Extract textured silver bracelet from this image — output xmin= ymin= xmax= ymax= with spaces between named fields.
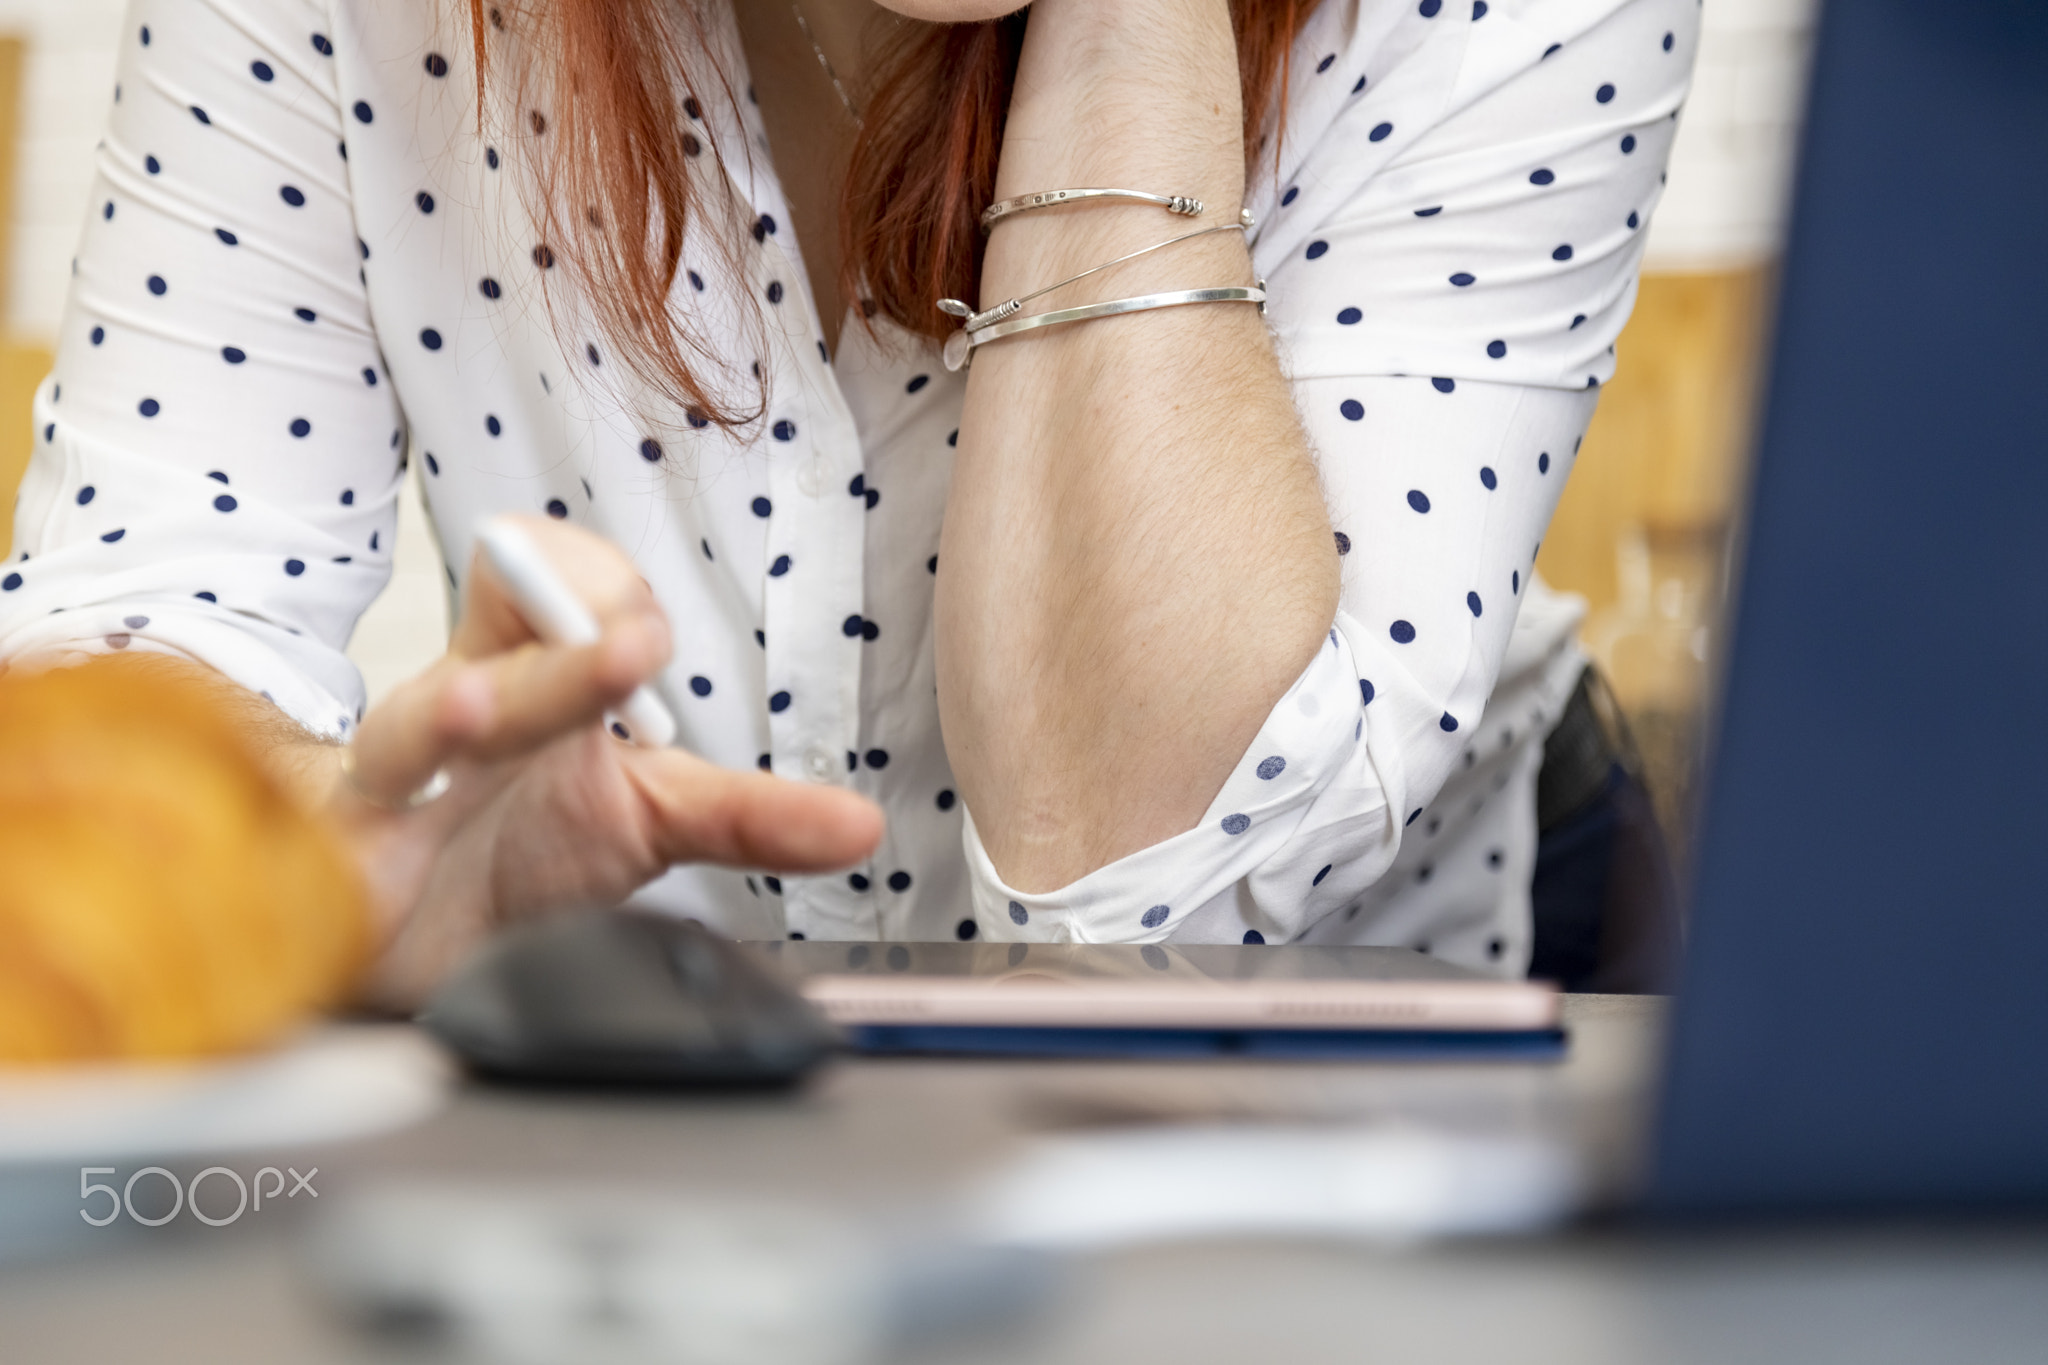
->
xmin=980 ymin=187 xmax=1205 ymax=232
xmin=938 ymin=213 xmax=1255 ymax=333
xmin=942 ymin=282 xmax=1267 ymax=372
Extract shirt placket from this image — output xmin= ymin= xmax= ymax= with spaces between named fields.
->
xmin=756 ymin=237 xmax=869 ymax=939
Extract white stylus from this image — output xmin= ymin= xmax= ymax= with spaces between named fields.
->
xmin=474 ymin=516 xmax=678 ymax=749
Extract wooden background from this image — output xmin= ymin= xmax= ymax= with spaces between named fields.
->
xmin=1539 ymin=268 xmax=1771 ymax=614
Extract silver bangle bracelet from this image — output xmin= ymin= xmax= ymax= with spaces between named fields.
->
xmin=942 ymin=282 xmax=1267 ymax=372
xmin=980 ymin=187 xmax=1204 ymax=232
xmin=938 ymin=213 xmax=1255 ymax=333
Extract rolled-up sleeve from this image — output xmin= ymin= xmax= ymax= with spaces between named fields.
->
xmin=965 ymin=0 xmax=1694 ymax=943
xmin=0 ymin=0 xmax=404 ymax=738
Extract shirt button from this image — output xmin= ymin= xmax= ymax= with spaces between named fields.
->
xmin=803 ymin=742 xmax=837 ymax=783
xmin=795 ymin=459 xmax=827 ymax=497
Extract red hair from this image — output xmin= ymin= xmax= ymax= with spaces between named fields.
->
xmin=470 ymin=1 xmax=1315 ymax=429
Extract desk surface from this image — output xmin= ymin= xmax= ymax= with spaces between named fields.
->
xmin=3 ymin=994 xmax=2045 ymax=1364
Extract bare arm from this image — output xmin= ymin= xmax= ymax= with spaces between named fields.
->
xmin=936 ymin=0 xmax=1339 ymax=892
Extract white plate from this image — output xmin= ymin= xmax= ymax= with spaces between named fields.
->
xmin=0 ymin=1025 xmax=452 ymax=1164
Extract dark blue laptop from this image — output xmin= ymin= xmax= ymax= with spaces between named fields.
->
xmin=1649 ymin=0 xmax=2048 ymax=1214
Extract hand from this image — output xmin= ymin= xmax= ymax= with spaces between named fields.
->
xmin=326 ymin=516 xmax=883 ymax=1006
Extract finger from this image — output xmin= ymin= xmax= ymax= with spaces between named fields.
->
xmin=625 ymin=748 xmax=887 ymax=873
xmin=347 ymin=615 xmax=668 ymax=803
xmin=456 ymin=515 xmax=668 ymax=660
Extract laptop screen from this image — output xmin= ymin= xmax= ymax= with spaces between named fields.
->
xmin=1650 ymin=0 xmax=2048 ymax=1213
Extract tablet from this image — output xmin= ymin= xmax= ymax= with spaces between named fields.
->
xmin=747 ymin=942 xmax=1565 ymax=1060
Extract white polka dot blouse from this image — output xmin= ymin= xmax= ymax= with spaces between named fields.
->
xmin=0 ymin=0 xmax=1695 ymax=968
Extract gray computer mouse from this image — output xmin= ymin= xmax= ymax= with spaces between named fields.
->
xmin=420 ymin=909 xmax=838 ymax=1087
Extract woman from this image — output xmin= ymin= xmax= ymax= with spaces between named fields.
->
xmin=0 ymin=0 xmax=1692 ymax=997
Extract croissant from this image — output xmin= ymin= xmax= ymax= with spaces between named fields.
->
xmin=0 ymin=655 xmax=369 ymax=1062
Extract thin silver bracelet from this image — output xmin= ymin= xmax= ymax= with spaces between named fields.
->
xmin=980 ymin=187 xmax=1205 ymax=232
xmin=938 ymin=212 xmax=1255 ymax=333
xmin=942 ymin=282 xmax=1267 ymax=372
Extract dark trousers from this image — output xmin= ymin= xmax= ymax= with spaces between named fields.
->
xmin=1527 ymin=671 xmax=1683 ymax=993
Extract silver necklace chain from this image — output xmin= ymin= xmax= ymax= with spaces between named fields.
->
xmin=790 ymin=3 xmax=863 ymax=129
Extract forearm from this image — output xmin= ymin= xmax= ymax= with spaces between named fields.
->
xmin=92 ymin=654 xmax=344 ymax=806
xmin=936 ymin=0 xmax=1340 ymax=892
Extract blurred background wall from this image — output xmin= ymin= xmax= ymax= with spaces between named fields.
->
xmin=0 ymin=0 xmax=1820 ymax=845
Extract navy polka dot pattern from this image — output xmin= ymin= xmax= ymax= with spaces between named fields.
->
xmin=1 ymin=0 xmax=1685 ymax=964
